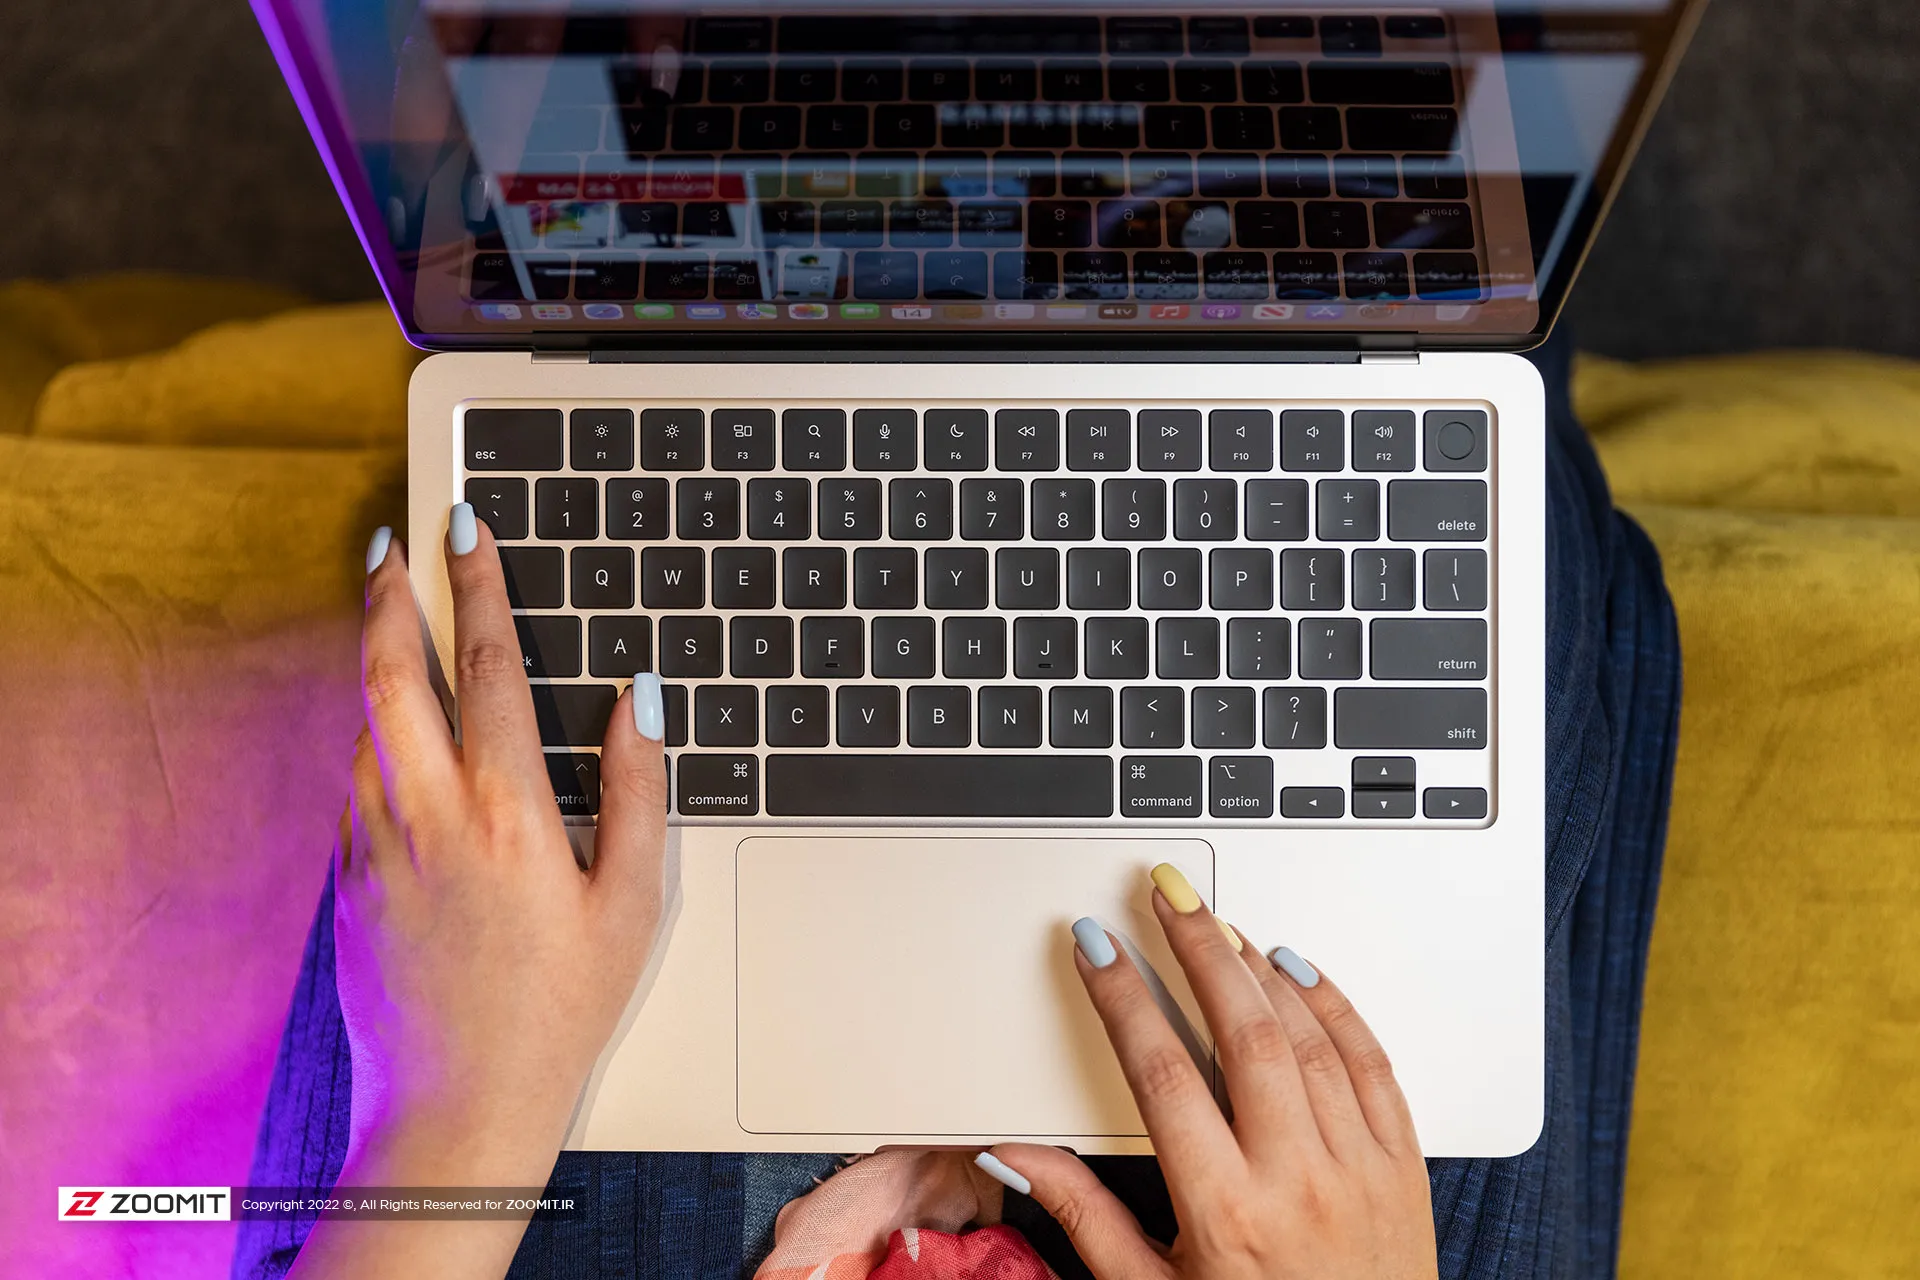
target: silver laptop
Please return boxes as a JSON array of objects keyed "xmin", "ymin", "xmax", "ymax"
[{"xmin": 256, "ymin": 0, "xmax": 1700, "ymax": 1157}]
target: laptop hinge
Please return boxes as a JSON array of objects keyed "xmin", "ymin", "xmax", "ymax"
[
  {"xmin": 531, "ymin": 350, "xmax": 590, "ymax": 364},
  {"xmin": 1359, "ymin": 351, "xmax": 1421, "ymax": 366},
  {"xmin": 580, "ymin": 347, "xmax": 1362, "ymax": 365}
]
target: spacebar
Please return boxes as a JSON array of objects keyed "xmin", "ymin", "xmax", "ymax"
[{"xmin": 765, "ymin": 755, "xmax": 1114, "ymax": 818}]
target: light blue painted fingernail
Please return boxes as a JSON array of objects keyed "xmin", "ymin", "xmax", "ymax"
[
  {"xmin": 1071, "ymin": 917, "xmax": 1117, "ymax": 969},
  {"xmin": 365, "ymin": 526, "xmax": 392, "ymax": 574},
  {"xmin": 1269, "ymin": 946, "xmax": 1320, "ymax": 988},
  {"xmin": 974, "ymin": 1152, "xmax": 1031, "ymax": 1196},
  {"xmin": 631, "ymin": 672, "xmax": 665, "ymax": 741},
  {"xmin": 448, "ymin": 502, "xmax": 479, "ymax": 556}
]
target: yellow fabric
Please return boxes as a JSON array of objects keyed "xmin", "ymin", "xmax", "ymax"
[{"xmin": 0, "ymin": 278, "xmax": 1914, "ymax": 1275}]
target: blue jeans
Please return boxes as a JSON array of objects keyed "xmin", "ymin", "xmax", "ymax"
[{"xmin": 233, "ymin": 333, "xmax": 1682, "ymax": 1280}]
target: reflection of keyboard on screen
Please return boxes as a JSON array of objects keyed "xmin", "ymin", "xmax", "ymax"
[{"xmin": 463, "ymin": 12, "xmax": 1490, "ymax": 310}]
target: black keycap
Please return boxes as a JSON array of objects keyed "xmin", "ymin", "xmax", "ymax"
[
  {"xmin": 962, "ymin": 478, "xmax": 1025, "ymax": 541},
  {"xmin": 873, "ymin": 616, "xmax": 936, "ymax": 679},
  {"xmin": 765, "ymin": 754, "xmax": 1112, "ymax": 818},
  {"xmin": 856, "ymin": 152, "xmax": 920, "ymax": 198},
  {"xmin": 1120, "ymin": 755, "xmax": 1203, "ymax": 818},
  {"xmin": 1212, "ymin": 105, "xmax": 1275, "ymax": 151},
  {"xmin": 711, "ymin": 408, "xmax": 776, "ymax": 471},
  {"xmin": 875, "ymin": 103, "xmax": 939, "ymax": 148},
  {"xmin": 942, "ymin": 105, "xmax": 1006, "ymax": 149},
  {"xmin": 1353, "ymin": 548, "xmax": 1416, "ymax": 611},
  {"xmin": 1424, "ymin": 410, "xmax": 1489, "ymax": 472},
  {"xmin": 1144, "ymin": 105, "xmax": 1207, "ymax": 150},
  {"xmin": 782, "ymin": 547, "xmax": 846, "ymax": 609},
  {"xmin": 659, "ymin": 616, "xmax": 723, "ymax": 677},
  {"xmin": 943, "ymin": 616, "xmax": 1006, "ymax": 678},
  {"xmin": 1425, "ymin": 788, "xmax": 1489, "ymax": 820},
  {"xmin": 1354, "ymin": 756, "xmax": 1416, "ymax": 789},
  {"xmin": 642, "ymin": 255, "xmax": 710, "ymax": 301},
  {"xmin": 925, "ymin": 547, "xmax": 988, "ymax": 609},
  {"xmin": 960, "ymin": 201, "xmax": 1025, "ymax": 247},
  {"xmin": 1061, "ymin": 149, "xmax": 1127, "ymax": 196},
  {"xmin": 1043, "ymin": 61, "xmax": 1103, "ymax": 101},
  {"xmin": 1280, "ymin": 787, "xmax": 1345, "ymax": 819},
  {"xmin": 1264, "ymin": 686, "xmax": 1328, "ymax": 749},
  {"xmin": 819, "ymin": 478, "xmax": 883, "ymax": 541},
  {"xmin": 695, "ymin": 685, "xmax": 759, "ymax": 746},
  {"xmin": 1013, "ymin": 616, "xmax": 1076, "ymax": 679},
  {"xmin": 837, "ymin": 685, "xmax": 901, "ymax": 747},
  {"xmin": 1156, "ymin": 617, "xmax": 1220, "ymax": 680},
  {"xmin": 994, "ymin": 250, "xmax": 1060, "ymax": 301},
  {"xmin": 1344, "ymin": 251, "xmax": 1411, "ymax": 301},
  {"xmin": 1031, "ymin": 479, "xmax": 1095, "ymax": 541},
  {"xmin": 767, "ymin": 685, "xmax": 830, "ymax": 747},
  {"xmin": 978, "ymin": 60, "xmax": 1039, "ymax": 101},
  {"xmin": 1175, "ymin": 61, "xmax": 1237, "ymax": 103},
  {"xmin": 663, "ymin": 684, "xmax": 689, "ymax": 747},
  {"xmin": 1388, "ymin": 480, "xmax": 1487, "ymax": 541},
  {"xmin": 605, "ymin": 478, "xmax": 669, "ymax": 543},
  {"xmin": 641, "ymin": 408, "xmax": 704, "ymax": 470},
  {"xmin": 535, "ymin": 477, "xmax": 597, "ymax": 540},
  {"xmin": 465, "ymin": 408, "xmax": 562, "ymax": 471},
  {"xmin": 1066, "ymin": 410, "xmax": 1131, "ymax": 471},
  {"xmin": 1139, "ymin": 547, "xmax": 1202, "ymax": 610},
  {"xmin": 996, "ymin": 547, "xmax": 1059, "ymax": 610},
  {"xmin": 775, "ymin": 60, "xmax": 836, "ymax": 102},
  {"xmin": 1039, "ymin": 689, "xmax": 1106, "ymax": 754},
  {"xmin": 499, "ymin": 546, "xmax": 564, "ymax": 609},
  {"xmin": 1273, "ymin": 252, "xmax": 1342, "ymax": 298},
  {"xmin": 1210, "ymin": 756, "xmax": 1273, "ymax": 818},
  {"xmin": 677, "ymin": 754, "xmax": 760, "ymax": 817},
  {"xmin": 890, "ymin": 479, "xmax": 953, "ymax": 541},
  {"xmin": 642, "ymin": 546, "xmax": 704, "ymax": 609},
  {"xmin": 1354, "ymin": 411, "xmax": 1417, "ymax": 472},
  {"xmin": 1065, "ymin": 547, "xmax": 1131, "ymax": 611},
  {"xmin": 853, "ymin": 547, "xmax": 916, "ymax": 609},
  {"xmin": 1233, "ymin": 202, "xmax": 1300, "ymax": 251},
  {"xmin": 1083, "ymin": 618, "xmax": 1147, "ymax": 681},
  {"xmin": 853, "ymin": 409, "xmax": 918, "ymax": 471},
  {"xmin": 1028, "ymin": 200, "xmax": 1092, "ymax": 249},
  {"xmin": 676, "ymin": 478, "xmax": 740, "ymax": 540},
  {"xmin": 1363, "ymin": 788, "xmax": 1420, "ymax": 818},
  {"xmin": 1304, "ymin": 201, "xmax": 1369, "ymax": 249},
  {"xmin": 1317, "ymin": 478, "xmax": 1381, "ymax": 541},
  {"xmin": 1210, "ymin": 548, "xmax": 1273, "ymax": 610},
  {"xmin": 993, "ymin": 409, "xmax": 1060, "ymax": 470},
  {"xmin": 1278, "ymin": 107, "xmax": 1343, "ymax": 154},
  {"xmin": 1227, "ymin": 617, "xmax": 1289, "ymax": 680},
  {"xmin": 1404, "ymin": 155, "xmax": 1470, "ymax": 201},
  {"xmin": 1096, "ymin": 198, "xmax": 1160, "ymax": 248},
  {"xmin": 1103, "ymin": 477, "xmax": 1166, "ymax": 541},
  {"xmin": 1130, "ymin": 152, "xmax": 1193, "ymax": 198},
  {"xmin": 1132, "ymin": 251, "xmax": 1199, "ymax": 300},
  {"xmin": 588, "ymin": 615, "xmax": 651, "ymax": 678},
  {"xmin": 466, "ymin": 477, "xmax": 529, "ymax": 541},
  {"xmin": 516, "ymin": 614, "xmax": 582, "ymax": 679},
  {"xmin": 1242, "ymin": 60, "xmax": 1305, "ymax": 104},
  {"xmin": 1373, "ymin": 201, "xmax": 1474, "ymax": 254},
  {"xmin": 1192, "ymin": 687, "xmax": 1256, "ymax": 749},
  {"xmin": 1307, "ymin": 62, "xmax": 1455, "ymax": 107},
  {"xmin": 783, "ymin": 409, "xmax": 847, "ymax": 471},
  {"xmin": 1299, "ymin": 618, "xmax": 1362, "ymax": 680},
  {"xmin": 744, "ymin": 478, "xmax": 808, "ymax": 541},
  {"xmin": 806, "ymin": 104, "xmax": 868, "ymax": 150},
  {"xmin": 1321, "ymin": 14, "xmax": 1381, "ymax": 54},
  {"xmin": 569, "ymin": 409, "xmax": 633, "ymax": 471},
  {"xmin": 1280, "ymin": 548, "xmax": 1342, "ymax": 610},
  {"xmin": 1281, "ymin": 410, "xmax": 1344, "ymax": 471},
  {"xmin": 800, "ymin": 616, "xmax": 864, "ymax": 679},
  {"xmin": 1370, "ymin": 618, "xmax": 1488, "ymax": 681},
  {"xmin": 1424, "ymin": 549, "xmax": 1489, "ymax": 611},
  {"xmin": 1109, "ymin": 60, "xmax": 1171, "ymax": 100},
  {"xmin": 1121, "ymin": 686, "xmax": 1183, "ymax": 747},
  {"xmin": 709, "ymin": 61, "xmax": 770, "ymax": 103},
  {"xmin": 1206, "ymin": 410, "xmax": 1272, "ymax": 472},
  {"xmin": 978, "ymin": 686, "xmax": 1043, "ymax": 747},
  {"xmin": 730, "ymin": 616, "xmax": 793, "ymax": 679},
  {"xmin": 1190, "ymin": 16, "xmax": 1251, "ymax": 55},
  {"xmin": 926, "ymin": 151, "xmax": 992, "ymax": 198},
  {"xmin": 842, "ymin": 60, "xmax": 905, "ymax": 102},
  {"xmin": 531, "ymin": 683, "xmax": 619, "ymax": 747},
  {"xmin": 908, "ymin": 685, "xmax": 971, "ymax": 746},
  {"xmin": 1244, "ymin": 479, "xmax": 1309, "ymax": 541},
  {"xmin": 572, "ymin": 546, "xmax": 634, "ymax": 609},
  {"xmin": 757, "ymin": 198, "xmax": 814, "ymax": 245},
  {"xmin": 1174, "ymin": 479, "xmax": 1237, "ymax": 541},
  {"xmin": 547, "ymin": 752, "xmax": 600, "ymax": 817},
  {"xmin": 1136, "ymin": 410, "xmax": 1202, "ymax": 471},
  {"xmin": 672, "ymin": 105, "xmax": 735, "ymax": 151},
  {"xmin": 855, "ymin": 249, "xmax": 922, "ymax": 298},
  {"xmin": 924, "ymin": 410, "xmax": 989, "ymax": 471}
]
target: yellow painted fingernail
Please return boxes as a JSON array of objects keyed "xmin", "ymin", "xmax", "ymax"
[
  {"xmin": 1218, "ymin": 919, "xmax": 1244, "ymax": 952},
  {"xmin": 1150, "ymin": 863, "xmax": 1203, "ymax": 914}
]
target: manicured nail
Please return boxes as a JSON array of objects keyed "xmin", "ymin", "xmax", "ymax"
[
  {"xmin": 365, "ymin": 526, "xmax": 393, "ymax": 574},
  {"xmin": 1219, "ymin": 919, "xmax": 1244, "ymax": 952},
  {"xmin": 1071, "ymin": 917, "xmax": 1117, "ymax": 968},
  {"xmin": 1150, "ymin": 863, "xmax": 1204, "ymax": 914},
  {"xmin": 650, "ymin": 42, "xmax": 681, "ymax": 96},
  {"xmin": 974, "ymin": 1152, "xmax": 1031, "ymax": 1196},
  {"xmin": 631, "ymin": 672, "xmax": 665, "ymax": 741},
  {"xmin": 1269, "ymin": 946, "xmax": 1320, "ymax": 989},
  {"xmin": 448, "ymin": 502, "xmax": 478, "ymax": 556}
]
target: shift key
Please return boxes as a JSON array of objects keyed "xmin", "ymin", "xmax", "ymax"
[
  {"xmin": 1335, "ymin": 687, "xmax": 1486, "ymax": 749},
  {"xmin": 1388, "ymin": 479, "xmax": 1486, "ymax": 541}
]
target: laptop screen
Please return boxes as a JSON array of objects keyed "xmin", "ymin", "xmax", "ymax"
[{"xmin": 255, "ymin": 0, "xmax": 1700, "ymax": 351}]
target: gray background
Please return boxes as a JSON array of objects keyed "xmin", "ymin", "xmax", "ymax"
[{"xmin": 1, "ymin": 0, "xmax": 1914, "ymax": 358}]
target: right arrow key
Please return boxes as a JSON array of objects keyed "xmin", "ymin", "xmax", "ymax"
[{"xmin": 1423, "ymin": 787, "xmax": 1490, "ymax": 819}]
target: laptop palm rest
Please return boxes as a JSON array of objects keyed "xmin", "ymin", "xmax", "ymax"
[{"xmin": 734, "ymin": 836, "xmax": 1215, "ymax": 1140}]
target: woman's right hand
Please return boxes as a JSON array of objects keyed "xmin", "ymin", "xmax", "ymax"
[{"xmin": 980, "ymin": 865, "xmax": 1439, "ymax": 1280}]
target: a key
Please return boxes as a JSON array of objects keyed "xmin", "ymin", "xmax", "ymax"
[
  {"xmin": 1120, "ymin": 686, "xmax": 1184, "ymax": 747},
  {"xmin": 659, "ymin": 616, "xmax": 723, "ymax": 678},
  {"xmin": 1370, "ymin": 618, "xmax": 1488, "ymax": 681},
  {"xmin": 766, "ymin": 685, "xmax": 831, "ymax": 747},
  {"xmin": 1281, "ymin": 409, "xmax": 1344, "ymax": 471},
  {"xmin": 1067, "ymin": 547, "xmax": 1131, "ymax": 610},
  {"xmin": 1066, "ymin": 409, "xmax": 1131, "ymax": 470},
  {"xmin": 676, "ymin": 478, "xmax": 740, "ymax": 540},
  {"xmin": 1424, "ymin": 548, "xmax": 1489, "ymax": 610},
  {"xmin": 1317, "ymin": 478, "xmax": 1381, "ymax": 541},
  {"xmin": 572, "ymin": 546, "xmax": 634, "ymax": 609},
  {"xmin": 1139, "ymin": 547, "xmax": 1202, "ymax": 610},
  {"xmin": 1013, "ymin": 616, "xmax": 1077, "ymax": 679},
  {"xmin": 908, "ymin": 685, "xmax": 972, "ymax": 746},
  {"xmin": 1102, "ymin": 478, "xmax": 1167, "ymax": 541},
  {"xmin": 695, "ymin": 685, "xmax": 759, "ymax": 746},
  {"xmin": 924, "ymin": 547, "xmax": 988, "ymax": 609},
  {"xmin": 1191, "ymin": 687, "xmax": 1256, "ymax": 749},
  {"xmin": 606, "ymin": 478, "xmax": 669, "ymax": 541},
  {"xmin": 1050, "ymin": 686, "xmax": 1113, "ymax": 747},
  {"xmin": 837, "ymin": 685, "xmax": 901, "ymax": 747},
  {"xmin": 663, "ymin": 685, "xmax": 689, "ymax": 747},
  {"xmin": 782, "ymin": 408, "xmax": 847, "ymax": 471},
  {"xmin": 1280, "ymin": 787, "xmax": 1345, "ymax": 819},
  {"xmin": 853, "ymin": 408, "xmax": 919, "ymax": 471},
  {"xmin": 1423, "ymin": 410, "xmax": 1488, "ymax": 472},
  {"xmin": 1227, "ymin": 617, "xmax": 1289, "ymax": 680},
  {"xmin": 712, "ymin": 547, "xmax": 775, "ymax": 610},
  {"xmin": 1280, "ymin": 547, "xmax": 1343, "ymax": 610},
  {"xmin": 641, "ymin": 546, "xmax": 704, "ymax": 609},
  {"xmin": 1208, "ymin": 409, "xmax": 1273, "ymax": 471},
  {"xmin": 1086, "ymin": 616, "xmax": 1149, "ymax": 679},
  {"xmin": 764, "ymin": 754, "xmax": 1112, "ymax": 818},
  {"xmin": 515, "ymin": 615, "xmax": 582, "ymax": 679},
  {"xmin": 465, "ymin": 408, "xmax": 563, "ymax": 471},
  {"xmin": 1388, "ymin": 480, "xmax": 1487, "ymax": 541},
  {"xmin": 1245, "ymin": 479, "xmax": 1309, "ymax": 541},
  {"xmin": 1424, "ymin": 787, "xmax": 1489, "ymax": 819},
  {"xmin": 1137, "ymin": 409, "xmax": 1203, "ymax": 471},
  {"xmin": 943, "ymin": 616, "xmax": 1007, "ymax": 678},
  {"xmin": 961, "ymin": 478, "xmax": 1025, "ymax": 540},
  {"xmin": 1174, "ymin": 478, "xmax": 1237, "ymax": 540},
  {"xmin": 568, "ymin": 409, "xmax": 633, "ymax": 472},
  {"xmin": 1030, "ymin": 479, "xmax": 1096, "ymax": 541},
  {"xmin": 996, "ymin": 547, "xmax": 1059, "ymax": 610},
  {"xmin": 782, "ymin": 547, "xmax": 847, "ymax": 609},
  {"xmin": 819, "ymin": 478, "xmax": 883, "ymax": 541},
  {"xmin": 801, "ymin": 616, "xmax": 864, "ymax": 678},
  {"xmin": 1355, "ymin": 790, "xmax": 1417, "ymax": 819},
  {"xmin": 1353, "ymin": 757, "xmax": 1416, "ymax": 789},
  {"xmin": 1210, "ymin": 756, "xmax": 1274, "ymax": 818},
  {"xmin": 1298, "ymin": 618, "xmax": 1362, "ymax": 680},
  {"xmin": 677, "ymin": 754, "xmax": 760, "ymax": 817},
  {"xmin": 588, "ymin": 616, "xmax": 651, "ymax": 678},
  {"xmin": 746, "ymin": 477, "xmax": 810, "ymax": 540},
  {"xmin": 853, "ymin": 547, "xmax": 917, "ymax": 609},
  {"xmin": 535, "ymin": 477, "xmax": 598, "ymax": 540},
  {"xmin": 547, "ymin": 752, "xmax": 601, "ymax": 817},
  {"xmin": 1209, "ymin": 548, "xmax": 1273, "ymax": 610},
  {"xmin": 1334, "ymin": 687, "xmax": 1486, "ymax": 748},
  {"xmin": 1263, "ymin": 686, "xmax": 1328, "ymax": 749},
  {"xmin": 890, "ymin": 478, "xmax": 954, "ymax": 540},
  {"xmin": 499, "ymin": 547, "xmax": 564, "ymax": 609},
  {"xmin": 1353, "ymin": 410, "xmax": 1415, "ymax": 472},
  {"xmin": 710, "ymin": 409, "xmax": 775, "ymax": 471},
  {"xmin": 730, "ymin": 616, "xmax": 793, "ymax": 678},
  {"xmin": 641, "ymin": 408, "xmax": 704, "ymax": 470},
  {"xmin": 466, "ymin": 477, "xmax": 529, "ymax": 541},
  {"xmin": 978, "ymin": 686, "xmax": 1043, "ymax": 747},
  {"xmin": 1156, "ymin": 617, "xmax": 1220, "ymax": 679},
  {"xmin": 1353, "ymin": 548, "xmax": 1415, "ymax": 611},
  {"xmin": 925, "ymin": 409, "xmax": 990, "ymax": 470},
  {"xmin": 530, "ymin": 684, "xmax": 619, "ymax": 747},
  {"xmin": 873, "ymin": 616, "xmax": 936, "ymax": 679},
  {"xmin": 995, "ymin": 409, "xmax": 1060, "ymax": 470},
  {"xmin": 1120, "ymin": 755, "xmax": 1203, "ymax": 818}
]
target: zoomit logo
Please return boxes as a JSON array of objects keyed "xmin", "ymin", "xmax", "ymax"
[{"xmin": 60, "ymin": 1187, "xmax": 231, "ymax": 1221}]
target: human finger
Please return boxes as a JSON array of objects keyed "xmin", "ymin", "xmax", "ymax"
[
  {"xmin": 360, "ymin": 529, "xmax": 459, "ymax": 819},
  {"xmin": 589, "ymin": 676, "xmax": 670, "ymax": 920},
  {"xmin": 1232, "ymin": 943, "xmax": 1371, "ymax": 1160},
  {"xmin": 976, "ymin": 1146, "xmax": 1170, "ymax": 1280},
  {"xmin": 1262, "ymin": 948, "xmax": 1422, "ymax": 1158},
  {"xmin": 441, "ymin": 503, "xmax": 548, "ymax": 799}
]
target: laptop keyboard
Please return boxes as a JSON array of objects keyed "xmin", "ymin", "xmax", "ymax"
[{"xmin": 462, "ymin": 399, "xmax": 1494, "ymax": 824}]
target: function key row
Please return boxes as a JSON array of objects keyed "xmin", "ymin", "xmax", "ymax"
[{"xmin": 466, "ymin": 406, "xmax": 1488, "ymax": 475}]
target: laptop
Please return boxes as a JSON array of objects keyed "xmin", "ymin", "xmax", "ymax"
[{"xmin": 255, "ymin": 0, "xmax": 1702, "ymax": 1157}]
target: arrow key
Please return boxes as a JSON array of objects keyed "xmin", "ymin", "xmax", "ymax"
[
  {"xmin": 1280, "ymin": 786, "xmax": 1346, "ymax": 819},
  {"xmin": 1356, "ymin": 790, "xmax": 1416, "ymax": 818},
  {"xmin": 1352, "ymin": 756, "xmax": 1415, "ymax": 789},
  {"xmin": 1423, "ymin": 787, "xmax": 1488, "ymax": 819}
]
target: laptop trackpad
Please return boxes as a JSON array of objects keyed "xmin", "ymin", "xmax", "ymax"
[{"xmin": 735, "ymin": 836, "xmax": 1214, "ymax": 1139}]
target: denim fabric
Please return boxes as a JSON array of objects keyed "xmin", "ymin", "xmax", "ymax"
[{"xmin": 232, "ymin": 331, "xmax": 1680, "ymax": 1280}]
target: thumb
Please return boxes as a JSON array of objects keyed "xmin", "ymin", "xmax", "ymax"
[
  {"xmin": 590, "ymin": 675, "xmax": 670, "ymax": 913},
  {"xmin": 980, "ymin": 1145, "xmax": 1170, "ymax": 1280}
]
